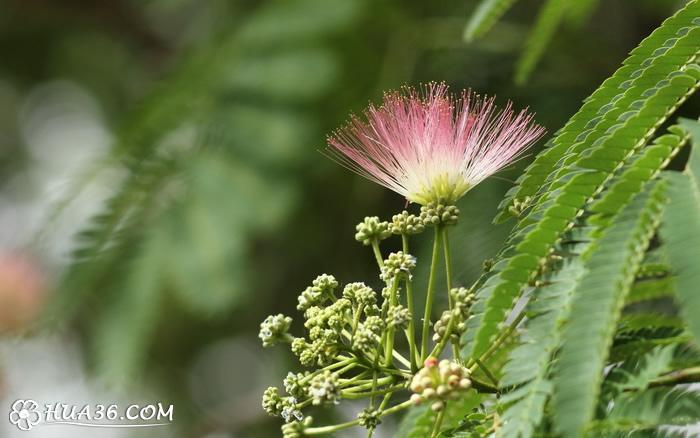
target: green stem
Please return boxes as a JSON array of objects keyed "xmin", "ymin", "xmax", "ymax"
[
  {"xmin": 474, "ymin": 359, "xmax": 499, "ymax": 387},
  {"xmin": 430, "ymin": 405, "xmax": 446, "ymax": 438},
  {"xmin": 300, "ymin": 358, "xmax": 355, "ymax": 385},
  {"xmin": 351, "ymin": 304, "xmax": 364, "ymax": 340},
  {"xmin": 339, "ymin": 371, "xmax": 371, "ymax": 387},
  {"xmin": 441, "ymin": 227, "xmax": 461, "ymax": 360},
  {"xmin": 341, "ymin": 383, "xmax": 403, "ymax": 399},
  {"xmin": 402, "ymin": 234, "xmax": 418, "ymax": 371},
  {"xmin": 421, "ymin": 226, "xmax": 443, "ymax": 361},
  {"xmin": 429, "ymin": 312, "xmax": 455, "ymax": 359},
  {"xmin": 304, "ymin": 400, "xmax": 414, "ymax": 435},
  {"xmin": 345, "ymin": 376, "xmax": 394, "ymax": 393},
  {"xmin": 384, "ymin": 277, "xmax": 400, "ymax": 366},
  {"xmin": 371, "ymin": 240, "xmax": 384, "ymax": 269},
  {"xmin": 379, "ymin": 391, "xmax": 394, "ymax": 410},
  {"xmin": 305, "ymin": 419, "xmax": 361, "ymax": 435},
  {"xmin": 468, "ymin": 311, "xmax": 526, "ymax": 371}
]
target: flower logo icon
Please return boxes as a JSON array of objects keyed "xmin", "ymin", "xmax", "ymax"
[{"xmin": 9, "ymin": 400, "xmax": 40, "ymax": 431}]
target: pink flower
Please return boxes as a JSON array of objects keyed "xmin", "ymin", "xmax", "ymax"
[{"xmin": 327, "ymin": 83, "xmax": 545, "ymax": 205}]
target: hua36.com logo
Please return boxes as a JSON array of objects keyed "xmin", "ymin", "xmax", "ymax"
[{"xmin": 8, "ymin": 399, "xmax": 174, "ymax": 431}]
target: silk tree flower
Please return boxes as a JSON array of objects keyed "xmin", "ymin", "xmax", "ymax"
[{"xmin": 327, "ymin": 83, "xmax": 545, "ymax": 205}]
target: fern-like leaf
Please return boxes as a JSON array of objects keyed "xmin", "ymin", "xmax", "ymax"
[
  {"xmin": 660, "ymin": 117, "xmax": 700, "ymax": 346},
  {"xmin": 496, "ymin": 0, "xmax": 700, "ymax": 222},
  {"xmin": 552, "ymin": 180, "xmax": 667, "ymax": 437},
  {"xmin": 499, "ymin": 254, "xmax": 586, "ymax": 438}
]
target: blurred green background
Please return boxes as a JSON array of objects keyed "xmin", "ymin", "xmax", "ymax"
[{"xmin": 0, "ymin": 0, "xmax": 692, "ymax": 436}]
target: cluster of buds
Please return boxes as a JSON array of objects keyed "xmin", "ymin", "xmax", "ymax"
[
  {"xmin": 259, "ymin": 314, "xmax": 293, "ymax": 347},
  {"xmin": 507, "ymin": 196, "xmax": 532, "ymax": 218},
  {"xmin": 262, "ymin": 387, "xmax": 303, "ymax": 422},
  {"xmin": 433, "ymin": 287, "xmax": 475, "ymax": 343},
  {"xmin": 358, "ymin": 408, "xmax": 382, "ymax": 429},
  {"xmin": 309, "ymin": 370, "xmax": 341, "ymax": 405},
  {"xmin": 380, "ymin": 251, "xmax": 416, "ymax": 282},
  {"xmin": 410, "ymin": 358, "xmax": 472, "ymax": 412},
  {"xmin": 387, "ymin": 305, "xmax": 411, "ymax": 329},
  {"xmin": 353, "ymin": 315, "xmax": 384, "ymax": 353},
  {"xmin": 355, "ymin": 216, "xmax": 392, "ymax": 245},
  {"xmin": 297, "ymin": 274, "xmax": 339, "ymax": 312},
  {"xmin": 390, "ymin": 211, "xmax": 425, "ymax": 235},
  {"xmin": 342, "ymin": 282, "xmax": 378, "ymax": 309},
  {"xmin": 420, "ymin": 202, "xmax": 460, "ymax": 226},
  {"xmin": 283, "ymin": 372, "xmax": 310, "ymax": 399}
]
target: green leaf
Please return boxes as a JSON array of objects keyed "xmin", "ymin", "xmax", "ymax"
[
  {"xmin": 598, "ymin": 388, "xmax": 700, "ymax": 434},
  {"xmin": 515, "ymin": 0, "xmax": 572, "ymax": 84},
  {"xmin": 552, "ymin": 180, "xmax": 667, "ymax": 437},
  {"xmin": 466, "ymin": 58, "xmax": 700, "ymax": 361},
  {"xmin": 660, "ymin": 117, "xmax": 700, "ymax": 347},
  {"xmin": 496, "ymin": 0, "xmax": 700, "ymax": 222},
  {"xmin": 463, "ymin": 0, "xmax": 519, "ymax": 42},
  {"xmin": 92, "ymin": 228, "xmax": 165, "ymax": 385},
  {"xmin": 499, "ymin": 255, "xmax": 586, "ymax": 438}
]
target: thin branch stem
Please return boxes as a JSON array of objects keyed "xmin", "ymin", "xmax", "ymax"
[
  {"xmin": 430, "ymin": 405, "xmax": 446, "ymax": 438},
  {"xmin": 384, "ymin": 277, "xmax": 400, "ymax": 366},
  {"xmin": 468, "ymin": 310, "xmax": 526, "ymax": 371},
  {"xmin": 371, "ymin": 240, "xmax": 384, "ymax": 269},
  {"xmin": 441, "ymin": 227, "xmax": 461, "ymax": 360},
  {"xmin": 402, "ymin": 234, "xmax": 418, "ymax": 372},
  {"xmin": 421, "ymin": 226, "xmax": 442, "ymax": 361}
]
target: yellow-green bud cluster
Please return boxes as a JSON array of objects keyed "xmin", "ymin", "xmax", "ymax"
[
  {"xmin": 355, "ymin": 216, "xmax": 391, "ymax": 245},
  {"xmin": 263, "ymin": 387, "xmax": 303, "ymax": 422},
  {"xmin": 380, "ymin": 251, "xmax": 416, "ymax": 282},
  {"xmin": 342, "ymin": 282, "xmax": 377, "ymax": 308},
  {"xmin": 387, "ymin": 305, "xmax": 411, "ymax": 329},
  {"xmin": 259, "ymin": 314, "xmax": 293, "ymax": 347},
  {"xmin": 391, "ymin": 211, "xmax": 425, "ymax": 235},
  {"xmin": 433, "ymin": 287, "xmax": 475, "ymax": 342},
  {"xmin": 420, "ymin": 202, "xmax": 460, "ymax": 226},
  {"xmin": 353, "ymin": 315, "xmax": 384, "ymax": 353},
  {"xmin": 358, "ymin": 408, "xmax": 382, "ymax": 429},
  {"xmin": 309, "ymin": 370, "xmax": 341, "ymax": 405},
  {"xmin": 409, "ymin": 358, "xmax": 472, "ymax": 412},
  {"xmin": 262, "ymin": 386, "xmax": 283, "ymax": 416},
  {"xmin": 291, "ymin": 335, "xmax": 338, "ymax": 367},
  {"xmin": 284, "ymin": 371, "xmax": 310, "ymax": 399},
  {"xmin": 297, "ymin": 274, "xmax": 339, "ymax": 311}
]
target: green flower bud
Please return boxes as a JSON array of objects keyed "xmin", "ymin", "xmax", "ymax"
[
  {"xmin": 355, "ymin": 217, "xmax": 391, "ymax": 246},
  {"xmin": 342, "ymin": 282, "xmax": 377, "ymax": 308},
  {"xmin": 358, "ymin": 408, "xmax": 382, "ymax": 429},
  {"xmin": 420, "ymin": 202, "xmax": 459, "ymax": 226},
  {"xmin": 262, "ymin": 387, "xmax": 284, "ymax": 416},
  {"xmin": 297, "ymin": 274, "xmax": 338, "ymax": 312},
  {"xmin": 391, "ymin": 210, "xmax": 425, "ymax": 235},
  {"xmin": 409, "ymin": 358, "xmax": 471, "ymax": 408},
  {"xmin": 380, "ymin": 251, "xmax": 416, "ymax": 282},
  {"xmin": 353, "ymin": 315, "xmax": 384, "ymax": 354},
  {"xmin": 280, "ymin": 397, "xmax": 304, "ymax": 423},
  {"xmin": 312, "ymin": 274, "xmax": 339, "ymax": 292},
  {"xmin": 283, "ymin": 372, "xmax": 310, "ymax": 399},
  {"xmin": 387, "ymin": 305, "xmax": 411, "ymax": 329},
  {"xmin": 259, "ymin": 314, "xmax": 293, "ymax": 347},
  {"xmin": 309, "ymin": 370, "xmax": 341, "ymax": 406}
]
